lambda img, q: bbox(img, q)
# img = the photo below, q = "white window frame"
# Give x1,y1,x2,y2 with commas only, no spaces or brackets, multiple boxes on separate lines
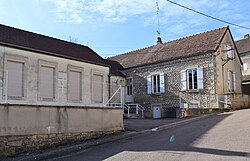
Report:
181,68,203,91
147,73,165,94
126,78,133,96
226,44,234,59
67,65,83,102
188,69,198,90
38,60,58,101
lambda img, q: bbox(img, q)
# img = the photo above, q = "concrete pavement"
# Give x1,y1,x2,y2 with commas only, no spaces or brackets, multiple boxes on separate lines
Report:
42,109,250,161
3,114,211,161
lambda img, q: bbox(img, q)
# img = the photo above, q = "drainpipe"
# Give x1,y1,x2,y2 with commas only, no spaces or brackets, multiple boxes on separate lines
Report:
212,52,216,97
108,69,111,101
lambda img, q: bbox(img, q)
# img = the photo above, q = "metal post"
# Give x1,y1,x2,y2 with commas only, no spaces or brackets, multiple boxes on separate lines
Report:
136,104,138,114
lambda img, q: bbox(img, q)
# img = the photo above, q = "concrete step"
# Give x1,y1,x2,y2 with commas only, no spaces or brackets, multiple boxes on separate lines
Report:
123,113,143,119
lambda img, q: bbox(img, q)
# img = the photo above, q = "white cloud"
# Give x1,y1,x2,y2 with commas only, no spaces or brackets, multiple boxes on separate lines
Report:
41,0,248,35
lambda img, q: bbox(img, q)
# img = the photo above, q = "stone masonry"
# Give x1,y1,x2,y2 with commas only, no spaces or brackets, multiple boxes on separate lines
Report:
122,53,217,118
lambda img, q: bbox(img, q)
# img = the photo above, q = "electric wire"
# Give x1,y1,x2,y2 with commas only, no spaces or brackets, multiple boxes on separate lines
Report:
166,0,250,30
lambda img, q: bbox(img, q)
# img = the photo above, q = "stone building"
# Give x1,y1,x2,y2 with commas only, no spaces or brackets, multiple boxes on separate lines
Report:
236,34,250,94
0,24,123,157
110,26,242,118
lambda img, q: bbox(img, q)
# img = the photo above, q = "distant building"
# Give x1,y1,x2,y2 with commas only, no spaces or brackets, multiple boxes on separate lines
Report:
236,34,250,94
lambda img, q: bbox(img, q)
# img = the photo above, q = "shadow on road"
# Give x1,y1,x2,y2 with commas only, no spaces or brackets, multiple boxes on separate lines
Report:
65,113,250,161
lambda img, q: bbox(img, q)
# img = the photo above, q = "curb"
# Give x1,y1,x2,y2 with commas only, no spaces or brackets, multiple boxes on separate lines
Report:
8,113,218,161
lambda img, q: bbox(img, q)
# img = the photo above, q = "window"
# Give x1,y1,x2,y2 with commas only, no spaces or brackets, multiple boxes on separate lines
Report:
181,68,203,91
243,63,248,71
147,73,165,94
6,60,24,97
188,69,198,90
126,78,132,96
40,66,55,99
92,74,103,103
68,70,82,101
226,44,234,59
228,70,236,92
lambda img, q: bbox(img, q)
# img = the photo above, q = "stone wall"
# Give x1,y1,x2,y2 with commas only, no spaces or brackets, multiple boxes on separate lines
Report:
0,104,123,157
228,94,250,109
122,53,217,118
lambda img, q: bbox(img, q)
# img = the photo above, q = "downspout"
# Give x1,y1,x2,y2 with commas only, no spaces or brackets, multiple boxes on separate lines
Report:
212,52,216,97
108,68,111,100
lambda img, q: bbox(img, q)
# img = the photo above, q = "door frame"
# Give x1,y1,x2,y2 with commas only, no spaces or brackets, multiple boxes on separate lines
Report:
152,104,162,118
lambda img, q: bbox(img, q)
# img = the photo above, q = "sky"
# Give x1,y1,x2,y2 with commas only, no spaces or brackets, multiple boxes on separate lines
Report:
0,0,250,58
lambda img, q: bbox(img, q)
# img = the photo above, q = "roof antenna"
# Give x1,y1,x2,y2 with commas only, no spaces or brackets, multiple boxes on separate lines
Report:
156,2,162,44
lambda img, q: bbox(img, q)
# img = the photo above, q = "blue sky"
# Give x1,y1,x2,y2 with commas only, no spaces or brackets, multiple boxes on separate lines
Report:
0,0,250,58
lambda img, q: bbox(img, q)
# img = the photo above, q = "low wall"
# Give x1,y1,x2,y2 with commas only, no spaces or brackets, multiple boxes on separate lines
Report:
229,94,250,109
0,104,123,157
176,108,228,118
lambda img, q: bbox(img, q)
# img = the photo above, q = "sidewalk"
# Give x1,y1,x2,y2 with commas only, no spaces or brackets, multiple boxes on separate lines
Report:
4,114,215,161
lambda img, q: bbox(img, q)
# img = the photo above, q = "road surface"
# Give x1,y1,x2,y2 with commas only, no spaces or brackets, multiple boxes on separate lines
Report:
47,109,250,161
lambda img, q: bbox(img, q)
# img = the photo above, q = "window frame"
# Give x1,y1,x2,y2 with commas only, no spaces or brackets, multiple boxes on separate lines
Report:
126,78,133,96
147,73,165,94
4,54,28,100
38,60,58,101
187,69,198,90
67,65,83,102
92,71,104,104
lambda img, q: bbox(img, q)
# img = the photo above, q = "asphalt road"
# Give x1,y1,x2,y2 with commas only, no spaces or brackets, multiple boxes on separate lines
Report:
47,109,250,161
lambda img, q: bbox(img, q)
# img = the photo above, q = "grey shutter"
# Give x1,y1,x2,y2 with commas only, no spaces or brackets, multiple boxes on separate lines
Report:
233,72,236,91
181,70,186,91
147,75,152,94
228,70,231,91
160,73,165,93
7,61,24,97
69,70,81,101
197,68,203,90
40,66,55,99
93,74,103,103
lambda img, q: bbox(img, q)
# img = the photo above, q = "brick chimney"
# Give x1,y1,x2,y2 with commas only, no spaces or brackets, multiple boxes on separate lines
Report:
157,37,162,44
244,34,249,39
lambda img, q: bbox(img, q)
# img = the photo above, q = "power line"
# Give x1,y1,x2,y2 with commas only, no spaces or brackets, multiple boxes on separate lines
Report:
166,0,250,30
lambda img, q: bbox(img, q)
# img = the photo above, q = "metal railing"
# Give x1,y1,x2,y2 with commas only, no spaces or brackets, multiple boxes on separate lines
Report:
124,104,145,118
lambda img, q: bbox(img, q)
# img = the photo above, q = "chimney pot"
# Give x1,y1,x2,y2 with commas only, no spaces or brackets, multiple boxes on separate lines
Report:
157,37,162,44
244,34,249,39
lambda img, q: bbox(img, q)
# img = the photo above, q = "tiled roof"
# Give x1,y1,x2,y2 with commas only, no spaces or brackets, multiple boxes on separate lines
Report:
235,37,250,54
110,27,228,69
106,59,125,77
0,24,108,67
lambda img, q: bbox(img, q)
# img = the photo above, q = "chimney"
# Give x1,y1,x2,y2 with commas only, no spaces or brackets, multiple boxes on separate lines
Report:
157,37,162,44
244,34,249,39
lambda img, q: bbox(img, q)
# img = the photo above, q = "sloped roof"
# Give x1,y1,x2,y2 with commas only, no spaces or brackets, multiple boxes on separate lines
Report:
105,59,125,77
235,37,250,54
110,27,228,69
0,24,108,67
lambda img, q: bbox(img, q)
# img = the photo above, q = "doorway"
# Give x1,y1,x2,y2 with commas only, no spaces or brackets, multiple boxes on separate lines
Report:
153,105,161,118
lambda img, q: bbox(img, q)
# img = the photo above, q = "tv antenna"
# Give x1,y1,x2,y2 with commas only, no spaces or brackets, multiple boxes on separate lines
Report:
156,2,161,37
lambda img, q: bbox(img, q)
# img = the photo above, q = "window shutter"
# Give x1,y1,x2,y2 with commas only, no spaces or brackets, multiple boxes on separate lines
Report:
159,73,165,93
233,72,236,92
93,74,103,103
226,45,233,59
197,68,203,90
7,61,24,97
181,70,186,91
40,66,55,99
68,70,81,101
228,70,231,91
147,75,152,94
